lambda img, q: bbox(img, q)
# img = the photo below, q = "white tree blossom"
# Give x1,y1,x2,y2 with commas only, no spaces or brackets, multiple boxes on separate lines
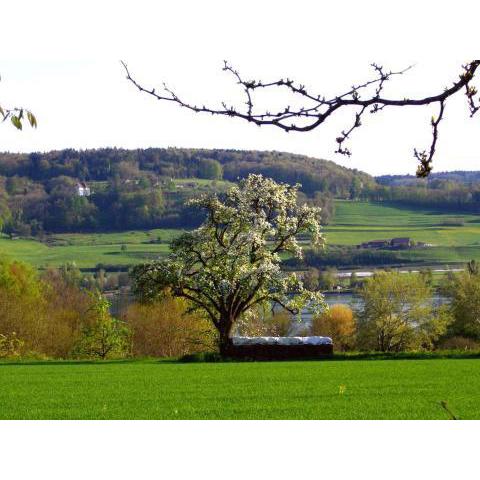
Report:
131,174,326,354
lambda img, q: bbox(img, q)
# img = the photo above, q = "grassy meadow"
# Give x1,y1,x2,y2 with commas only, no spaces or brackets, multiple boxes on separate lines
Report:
0,229,180,268
324,201,480,264
0,200,479,268
1,358,479,419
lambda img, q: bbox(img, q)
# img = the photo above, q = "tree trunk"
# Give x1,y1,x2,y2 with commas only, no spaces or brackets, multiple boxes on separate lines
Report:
218,317,234,357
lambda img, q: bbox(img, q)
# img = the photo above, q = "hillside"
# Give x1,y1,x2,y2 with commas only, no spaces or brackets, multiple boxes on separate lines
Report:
0,147,375,194
0,147,374,235
2,200,480,270
1,147,479,239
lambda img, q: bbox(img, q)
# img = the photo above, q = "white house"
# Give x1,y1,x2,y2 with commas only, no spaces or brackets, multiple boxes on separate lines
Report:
76,182,91,196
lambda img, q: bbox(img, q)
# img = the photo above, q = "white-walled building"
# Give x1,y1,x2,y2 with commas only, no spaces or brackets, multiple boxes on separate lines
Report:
76,182,91,196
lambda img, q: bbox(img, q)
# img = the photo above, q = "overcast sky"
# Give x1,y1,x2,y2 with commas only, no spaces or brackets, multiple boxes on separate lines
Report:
1,0,479,175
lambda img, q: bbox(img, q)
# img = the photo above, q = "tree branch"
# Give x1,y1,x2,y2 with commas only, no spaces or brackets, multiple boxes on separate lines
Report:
122,60,480,176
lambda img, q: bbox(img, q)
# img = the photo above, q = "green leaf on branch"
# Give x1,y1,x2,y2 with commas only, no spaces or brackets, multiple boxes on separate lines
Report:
11,116,22,130
27,111,37,128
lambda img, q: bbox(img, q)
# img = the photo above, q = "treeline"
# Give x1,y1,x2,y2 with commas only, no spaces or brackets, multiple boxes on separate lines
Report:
286,245,415,270
0,175,166,234
310,269,480,353
377,171,480,186
0,257,215,360
3,257,480,359
361,181,480,213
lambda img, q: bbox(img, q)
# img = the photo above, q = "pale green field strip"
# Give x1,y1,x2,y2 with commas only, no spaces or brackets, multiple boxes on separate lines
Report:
1,201,479,267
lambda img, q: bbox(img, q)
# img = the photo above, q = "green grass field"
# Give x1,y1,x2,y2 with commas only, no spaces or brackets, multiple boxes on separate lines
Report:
324,201,480,264
1,200,479,268
1,358,479,419
0,229,180,268
171,178,234,188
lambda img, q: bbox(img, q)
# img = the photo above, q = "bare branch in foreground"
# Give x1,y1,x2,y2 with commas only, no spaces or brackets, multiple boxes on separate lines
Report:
122,60,480,177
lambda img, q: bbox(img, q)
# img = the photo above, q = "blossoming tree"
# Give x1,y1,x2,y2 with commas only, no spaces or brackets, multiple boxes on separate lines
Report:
131,174,326,355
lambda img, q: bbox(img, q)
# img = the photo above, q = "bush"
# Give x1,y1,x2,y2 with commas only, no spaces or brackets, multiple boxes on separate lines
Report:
0,259,119,359
73,294,131,359
0,332,24,358
123,297,216,358
180,352,224,363
437,336,480,351
0,259,50,355
311,304,356,351
41,269,99,357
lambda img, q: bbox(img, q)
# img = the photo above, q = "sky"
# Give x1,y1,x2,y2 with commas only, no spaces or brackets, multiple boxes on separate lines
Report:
1,0,479,176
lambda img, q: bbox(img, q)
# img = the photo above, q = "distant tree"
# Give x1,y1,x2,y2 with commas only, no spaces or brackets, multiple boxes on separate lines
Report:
441,268,480,340
302,267,320,291
58,262,83,287
419,267,434,286
357,271,449,352
131,174,326,354
467,259,479,276
349,177,363,200
197,158,223,180
349,271,359,289
318,268,337,291
95,268,106,291
123,60,480,177
0,196,12,232
73,293,131,359
303,192,335,225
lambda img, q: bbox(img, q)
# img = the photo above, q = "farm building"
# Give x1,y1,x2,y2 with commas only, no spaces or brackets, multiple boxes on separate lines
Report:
359,239,390,249
390,237,412,249
358,237,414,249
76,182,91,197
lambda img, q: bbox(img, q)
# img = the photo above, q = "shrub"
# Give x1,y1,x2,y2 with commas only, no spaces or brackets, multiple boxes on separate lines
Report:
0,332,24,358
41,269,99,357
0,258,47,354
124,297,216,358
73,294,131,359
437,336,480,351
0,260,107,358
311,304,356,351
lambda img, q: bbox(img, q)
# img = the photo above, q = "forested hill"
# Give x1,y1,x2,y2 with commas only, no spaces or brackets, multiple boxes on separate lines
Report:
0,148,375,196
0,148,373,234
377,171,480,186
1,147,480,236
